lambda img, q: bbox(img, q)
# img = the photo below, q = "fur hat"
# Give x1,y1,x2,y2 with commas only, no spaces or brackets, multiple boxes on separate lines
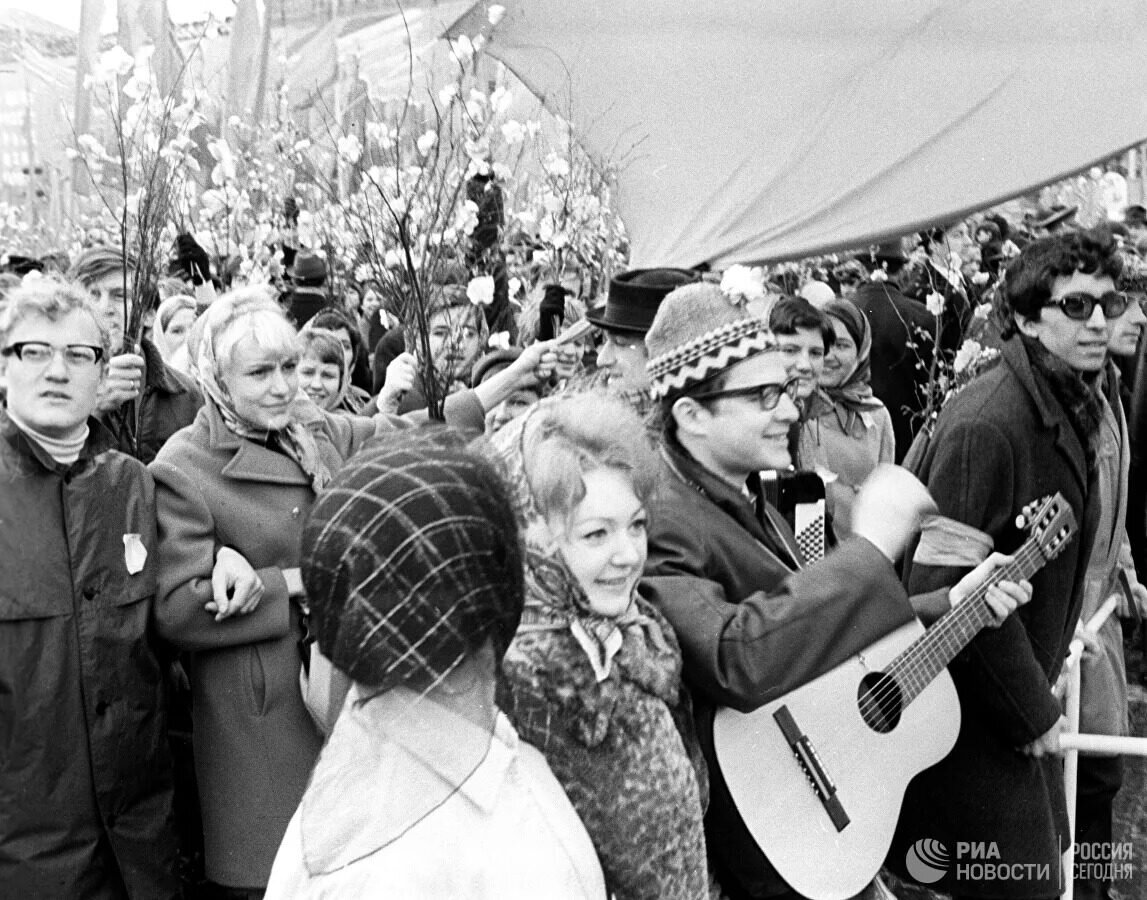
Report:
644,282,773,399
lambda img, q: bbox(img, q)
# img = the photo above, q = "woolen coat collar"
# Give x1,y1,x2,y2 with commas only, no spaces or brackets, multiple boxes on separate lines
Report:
141,337,192,396
0,407,119,473
199,400,313,487
660,435,802,570
999,336,1088,494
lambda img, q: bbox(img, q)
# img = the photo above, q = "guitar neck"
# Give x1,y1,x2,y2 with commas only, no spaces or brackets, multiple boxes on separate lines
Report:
890,542,1045,707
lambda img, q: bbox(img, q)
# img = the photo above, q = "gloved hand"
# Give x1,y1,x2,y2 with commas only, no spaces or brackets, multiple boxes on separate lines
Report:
175,233,211,285
536,283,568,342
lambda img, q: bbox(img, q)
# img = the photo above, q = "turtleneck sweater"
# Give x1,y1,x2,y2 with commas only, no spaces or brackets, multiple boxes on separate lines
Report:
5,407,88,465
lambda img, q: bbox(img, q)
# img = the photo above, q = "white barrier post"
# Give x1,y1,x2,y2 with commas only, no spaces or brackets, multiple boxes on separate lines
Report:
1063,650,1082,900
1058,595,1119,900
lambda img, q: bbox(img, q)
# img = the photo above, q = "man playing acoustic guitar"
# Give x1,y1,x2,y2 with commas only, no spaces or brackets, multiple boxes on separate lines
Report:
640,281,1031,900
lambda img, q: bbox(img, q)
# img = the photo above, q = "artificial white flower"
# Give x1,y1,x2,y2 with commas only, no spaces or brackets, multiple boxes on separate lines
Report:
488,330,511,350
542,191,563,215
467,275,495,306
337,135,362,164
502,118,528,146
99,45,135,80
973,302,993,321
416,131,438,156
720,264,766,304
455,200,480,237
437,83,459,108
450,35,475,65
490,86,513,116
545,156,571,179
971,270,990,286
925,291,946,317
870,268,888,282
953,339,982,376
508,276,523,299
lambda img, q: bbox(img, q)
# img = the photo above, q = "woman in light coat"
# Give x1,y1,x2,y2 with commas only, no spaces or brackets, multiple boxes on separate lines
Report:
149,289,496,895
798,299,895,542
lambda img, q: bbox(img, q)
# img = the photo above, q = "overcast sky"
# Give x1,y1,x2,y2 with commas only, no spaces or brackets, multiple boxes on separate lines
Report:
1,0,237,32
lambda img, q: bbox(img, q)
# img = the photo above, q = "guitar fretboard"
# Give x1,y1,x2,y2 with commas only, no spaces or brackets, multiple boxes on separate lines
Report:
885,542,1046,707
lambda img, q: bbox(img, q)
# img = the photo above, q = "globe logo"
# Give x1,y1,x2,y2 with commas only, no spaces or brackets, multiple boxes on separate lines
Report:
905,838,950,884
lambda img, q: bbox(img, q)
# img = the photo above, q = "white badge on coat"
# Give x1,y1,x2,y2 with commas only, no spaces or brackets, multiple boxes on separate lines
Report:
123,533,147,575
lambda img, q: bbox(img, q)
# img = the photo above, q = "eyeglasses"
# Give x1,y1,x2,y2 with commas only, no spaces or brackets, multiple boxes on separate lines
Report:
1044,291,1130,321
1,342,104,367
690,376,802,411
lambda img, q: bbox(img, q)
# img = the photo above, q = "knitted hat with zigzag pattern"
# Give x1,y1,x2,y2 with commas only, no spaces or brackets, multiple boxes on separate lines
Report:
644,282,774,399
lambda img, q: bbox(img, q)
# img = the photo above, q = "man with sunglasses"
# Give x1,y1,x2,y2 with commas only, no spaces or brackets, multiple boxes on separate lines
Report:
888,227,1126,900
638,281,1024,900
0,277,180,897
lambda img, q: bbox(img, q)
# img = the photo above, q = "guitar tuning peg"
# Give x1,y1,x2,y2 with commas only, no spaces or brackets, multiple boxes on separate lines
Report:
1015,512,1027,529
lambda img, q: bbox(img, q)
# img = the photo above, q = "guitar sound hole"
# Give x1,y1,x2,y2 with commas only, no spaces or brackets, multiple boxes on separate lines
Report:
857,672,903,733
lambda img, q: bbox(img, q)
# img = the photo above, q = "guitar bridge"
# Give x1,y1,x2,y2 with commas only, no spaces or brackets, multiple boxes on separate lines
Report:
773,704,850,832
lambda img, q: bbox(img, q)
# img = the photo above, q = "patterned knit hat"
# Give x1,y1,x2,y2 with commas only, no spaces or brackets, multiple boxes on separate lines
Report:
644,281,774,399
300,429,525,689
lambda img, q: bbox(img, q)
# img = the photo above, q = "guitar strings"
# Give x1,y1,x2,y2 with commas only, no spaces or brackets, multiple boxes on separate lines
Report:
737,516,1071,797
854,542,1048,725
855,544,1041,724
882,540,1051,694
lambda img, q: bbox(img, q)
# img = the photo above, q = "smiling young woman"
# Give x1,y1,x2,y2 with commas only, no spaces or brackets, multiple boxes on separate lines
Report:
490,391,710,900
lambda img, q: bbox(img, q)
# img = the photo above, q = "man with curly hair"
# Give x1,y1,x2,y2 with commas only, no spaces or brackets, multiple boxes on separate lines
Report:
889,227,1125,900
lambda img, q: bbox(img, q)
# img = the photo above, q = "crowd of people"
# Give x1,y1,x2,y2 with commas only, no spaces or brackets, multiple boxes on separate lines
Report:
2,197,1147,900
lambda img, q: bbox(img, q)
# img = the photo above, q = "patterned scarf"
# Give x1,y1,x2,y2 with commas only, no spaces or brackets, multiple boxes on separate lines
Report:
193,295,332,492
1019,334,1104,465
490,404,668,681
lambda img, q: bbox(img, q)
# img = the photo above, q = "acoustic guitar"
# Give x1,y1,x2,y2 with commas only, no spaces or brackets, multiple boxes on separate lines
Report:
712,493,1077,900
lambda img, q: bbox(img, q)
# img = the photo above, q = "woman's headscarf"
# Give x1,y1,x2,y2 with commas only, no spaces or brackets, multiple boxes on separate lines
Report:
193,288,332,491
812,299,884,429
489,399,669,683
150,293,196,368
300,325,370,414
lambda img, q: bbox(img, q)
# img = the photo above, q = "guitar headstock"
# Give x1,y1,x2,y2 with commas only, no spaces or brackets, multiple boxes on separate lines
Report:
1015,493,1077,561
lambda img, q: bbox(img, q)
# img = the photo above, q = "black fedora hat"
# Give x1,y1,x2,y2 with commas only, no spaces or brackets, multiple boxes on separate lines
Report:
1031,204,1078,231
288,251,327,284
586,268,701,335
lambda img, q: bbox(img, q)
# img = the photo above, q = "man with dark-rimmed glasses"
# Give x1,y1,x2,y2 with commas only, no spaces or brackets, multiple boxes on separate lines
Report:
637,280,1017,900
0,276,179,898
889,226,1127,900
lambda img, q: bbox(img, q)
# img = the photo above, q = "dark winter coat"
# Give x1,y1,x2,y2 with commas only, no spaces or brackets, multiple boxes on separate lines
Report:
100,337,202,464
850,281,937,462
642,436,921,898
888,336,1100,899
0,411,178,899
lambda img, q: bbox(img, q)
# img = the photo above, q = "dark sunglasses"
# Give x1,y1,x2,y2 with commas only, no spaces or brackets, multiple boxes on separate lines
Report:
1044,291,1130,321
690,376,802,411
